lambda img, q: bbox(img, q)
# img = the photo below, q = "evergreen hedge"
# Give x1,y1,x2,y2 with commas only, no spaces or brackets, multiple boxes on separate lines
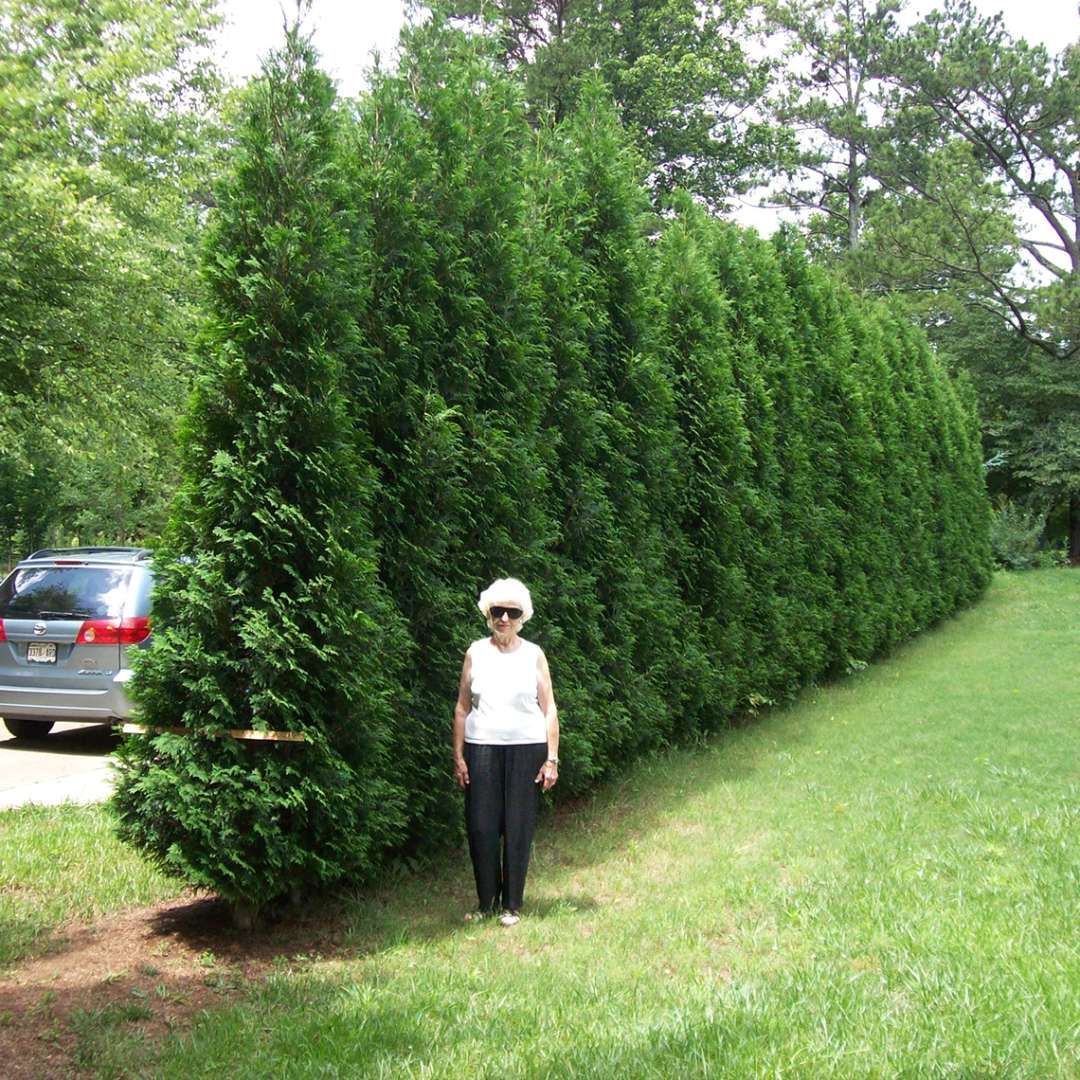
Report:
113,28,992,907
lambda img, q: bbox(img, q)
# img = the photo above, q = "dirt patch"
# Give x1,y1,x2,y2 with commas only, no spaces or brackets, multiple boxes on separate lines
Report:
0,893,354,1078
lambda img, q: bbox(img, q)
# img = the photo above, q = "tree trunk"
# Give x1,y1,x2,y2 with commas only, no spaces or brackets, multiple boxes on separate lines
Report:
847,142,860,250
230,899,260,931
1069,493,1080,567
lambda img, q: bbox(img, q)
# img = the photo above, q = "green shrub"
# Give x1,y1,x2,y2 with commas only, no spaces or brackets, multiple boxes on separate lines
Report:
989,499,1046,569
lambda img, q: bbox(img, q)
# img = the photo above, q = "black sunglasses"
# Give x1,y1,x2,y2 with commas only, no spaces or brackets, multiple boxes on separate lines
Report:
490,605,523,620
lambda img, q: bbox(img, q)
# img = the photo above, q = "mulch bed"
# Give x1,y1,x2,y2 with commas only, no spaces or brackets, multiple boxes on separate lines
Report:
0,893,352,1078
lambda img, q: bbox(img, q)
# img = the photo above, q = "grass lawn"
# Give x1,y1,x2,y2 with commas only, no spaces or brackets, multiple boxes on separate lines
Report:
19,569,1080,1076
0,804,180,969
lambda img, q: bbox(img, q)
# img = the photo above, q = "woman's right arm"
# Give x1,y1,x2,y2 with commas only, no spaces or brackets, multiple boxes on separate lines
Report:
453,651,472,789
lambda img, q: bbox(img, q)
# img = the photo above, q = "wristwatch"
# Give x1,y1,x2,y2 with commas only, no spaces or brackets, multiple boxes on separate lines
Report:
546,756,560,766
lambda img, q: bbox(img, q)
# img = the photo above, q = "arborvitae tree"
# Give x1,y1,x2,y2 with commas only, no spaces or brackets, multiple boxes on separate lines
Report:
949,374,994,599
517,118,623,787
903,322,992,616
694,222,786,700
775,245,883,667
880,315,936,631
853,320,902,642
111,33,409,914
754,233,829,692
341,23,560,840
508,98,666,787
529,81,709,775
652,196,758,721
773,233,861,670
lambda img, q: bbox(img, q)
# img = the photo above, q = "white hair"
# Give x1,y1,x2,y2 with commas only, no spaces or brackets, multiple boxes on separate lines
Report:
477,577,534,624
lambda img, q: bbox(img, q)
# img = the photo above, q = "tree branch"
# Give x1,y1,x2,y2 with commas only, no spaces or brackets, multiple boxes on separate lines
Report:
1020,239,1070,279
927,92,1077,258
875,223,1066,358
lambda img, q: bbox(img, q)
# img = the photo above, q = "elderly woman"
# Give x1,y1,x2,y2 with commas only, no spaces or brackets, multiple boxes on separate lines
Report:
453,577,559,926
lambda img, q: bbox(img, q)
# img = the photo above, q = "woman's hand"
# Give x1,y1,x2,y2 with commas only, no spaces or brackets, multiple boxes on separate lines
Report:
535,759,558,791
454,756,470,789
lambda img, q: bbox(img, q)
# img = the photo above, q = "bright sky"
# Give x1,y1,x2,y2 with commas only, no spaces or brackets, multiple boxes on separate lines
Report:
215,1,408,93
905,0,1077,47
215,1,1079,96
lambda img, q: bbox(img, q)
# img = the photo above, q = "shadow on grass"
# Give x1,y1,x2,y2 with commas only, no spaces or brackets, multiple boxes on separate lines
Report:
523,892,601,918
134,715,780,969
0,957,257,1080
0,683,810,1065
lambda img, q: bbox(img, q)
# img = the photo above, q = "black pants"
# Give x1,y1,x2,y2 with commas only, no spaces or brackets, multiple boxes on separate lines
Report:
464,742,547,914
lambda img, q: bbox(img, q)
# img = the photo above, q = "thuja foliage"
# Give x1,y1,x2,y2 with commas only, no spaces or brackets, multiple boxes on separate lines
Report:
524,81,713,782
114,25,991,905
111,34,410,906
339,27,988,823
339,25,560,849
341,25,989,812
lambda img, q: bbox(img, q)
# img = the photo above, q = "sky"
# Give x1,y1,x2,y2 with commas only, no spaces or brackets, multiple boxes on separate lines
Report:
216,1,407,93
215,0,1079,95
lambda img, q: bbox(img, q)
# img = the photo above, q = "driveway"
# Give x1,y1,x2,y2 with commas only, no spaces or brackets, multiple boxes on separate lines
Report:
0,723,118,809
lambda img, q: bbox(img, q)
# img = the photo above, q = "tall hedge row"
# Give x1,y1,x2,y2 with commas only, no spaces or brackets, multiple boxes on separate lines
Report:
113,30,991,906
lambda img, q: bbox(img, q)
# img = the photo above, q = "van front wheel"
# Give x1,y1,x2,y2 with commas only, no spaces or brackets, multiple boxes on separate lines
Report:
3,718,55,739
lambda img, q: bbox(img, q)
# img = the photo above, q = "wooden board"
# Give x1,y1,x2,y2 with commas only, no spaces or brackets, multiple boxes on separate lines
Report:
120,723,307,743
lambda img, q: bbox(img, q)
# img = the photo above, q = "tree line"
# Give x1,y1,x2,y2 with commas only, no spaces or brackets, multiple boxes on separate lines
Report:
439,0,1079,562
2,0,1073,564
111,27,990,909
0,0,222,556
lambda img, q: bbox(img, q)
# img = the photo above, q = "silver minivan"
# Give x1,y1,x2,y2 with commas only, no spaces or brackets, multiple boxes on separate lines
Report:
0,547,153,738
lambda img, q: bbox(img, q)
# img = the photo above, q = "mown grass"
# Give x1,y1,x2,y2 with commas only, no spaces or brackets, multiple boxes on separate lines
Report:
0,804,179,969
50,571,1080,1074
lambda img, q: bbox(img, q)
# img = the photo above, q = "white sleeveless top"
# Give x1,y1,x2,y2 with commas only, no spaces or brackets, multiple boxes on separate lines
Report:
464,637,546,745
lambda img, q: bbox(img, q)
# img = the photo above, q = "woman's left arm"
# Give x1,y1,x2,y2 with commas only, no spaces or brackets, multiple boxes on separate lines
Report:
535,649,559,791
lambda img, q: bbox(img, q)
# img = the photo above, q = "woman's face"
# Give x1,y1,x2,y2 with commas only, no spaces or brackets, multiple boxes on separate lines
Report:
488,601,524,636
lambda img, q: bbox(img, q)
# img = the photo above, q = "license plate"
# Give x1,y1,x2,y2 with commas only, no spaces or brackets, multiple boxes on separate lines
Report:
27,642,57,664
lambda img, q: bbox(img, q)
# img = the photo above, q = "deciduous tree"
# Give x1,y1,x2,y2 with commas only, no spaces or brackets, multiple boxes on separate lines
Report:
0,0,222,548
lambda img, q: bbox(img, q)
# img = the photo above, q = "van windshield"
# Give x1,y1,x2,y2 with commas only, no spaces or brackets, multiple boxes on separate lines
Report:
0,567,130,619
